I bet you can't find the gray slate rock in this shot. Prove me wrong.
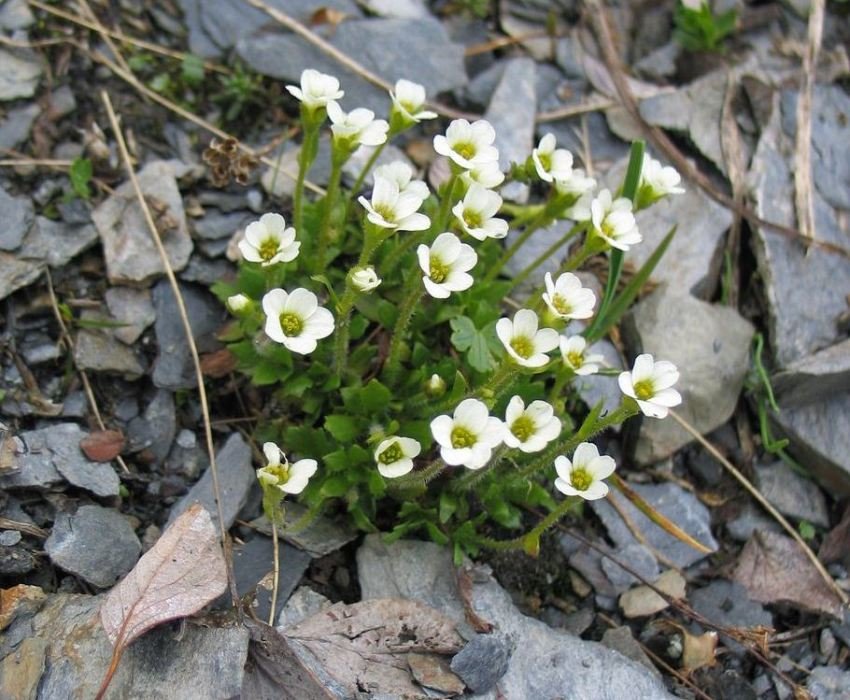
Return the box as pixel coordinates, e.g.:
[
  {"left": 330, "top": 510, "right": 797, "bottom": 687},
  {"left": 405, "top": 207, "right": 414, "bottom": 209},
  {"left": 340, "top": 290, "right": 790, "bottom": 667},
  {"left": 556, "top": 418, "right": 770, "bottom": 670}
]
[
  {"left": 18, "top": 216, "right": 98, "bottom": 267},
  {"left": 0, "top": 0, "right": 34, "bottom": 30},
  {"left": 252, "top": 502, "right": 357, "bottom": 557},
  {"left": 152, "top": 279, "right": 223, "bottom": 390},
  {"left": 451, "top": 635, "right": 514, "bottom": 693},
  {"left": 601, "top": 626, "right": 661, "bottom": 678},
  {"left": 748, "top": 98, "right": 850, "bottom": 368},
  {"left": 807, "top": 666, "right": 850, "bottom": 700},
  {"left": 237, "top": 17, "right": 467, "bottom": 115},
  {"left": 691, "top": 581, "right": 773, "bottom": 654},
  {"left": 73, "top": 313, "right": 145, "bottom": 380},
  {"left": 726, "top": 503, "right": 782, "bottom": 543},
  {"left": 179, "top": 254, "right": 235, "bottom": 286},
  {"left": 605, "top": 155, "right": 732, "bottom": 297},
  {"left": 0, "top": 185, "right": 34, "bottom": 251},
  {"left": 127, "top": 390, "right": 177, "bottom": 466},
  {"left": 0, "top": 102, "right": 40, "bottom": 151},
  {"left": 772, "top": 392, "right": 850, "bottom": 496},
  {"left": 638, "top": 69, "right": 727, "bottom": 174},
  {"left": 601, "top": 542, "right": 660, "bottom": 590},
  {"left": 192, "top": 209, "right": 252, "bottom": 240},
  {"left": 180, "top": 0, "right": 360, "bottom": 58},
  {"left": 591, "top": 482, "right": 718, "bottom": 568},
  {"left": 357, "top": 535, "right": 675, "bottom": 699},
  {"left": 483, "top": 57, "right": 536, "bottom": 203},
  {"left": 772, "top": 339, "right": 850, "bottom": 408},
  {"left": 105, "top": 286, "right": 156, "bottom": 345},
  {"left": 623, "top": 285, "right": 754, "bottom": 464},
  {"left": 276, "top": 585, "right": 332, "bottom": 629},
  {"left": 574, "top": 336, "right": 624, "bottom": 418},
  {"left": 0, "top": 252, "right": 41, "bottom": 300},
  {"left": 167, "top": 433, "right": 255, "bottom": 531},
  {"left": 92, "top": 160, "right": 193, "bottom": 285},
  {"left": 0, "top": 47, "right": 42, "bottom": 101},
  {"left": 0, "top": 423, "right": 116, "bottom": 493},
  {"left": 754, "top": 461, "right": 829, "bottom": 528},
  {"left": 45, "top": 505, "right": 141, "bottom": 588},
  {"left": 3, "top": 592, "right": 249, "bottom": 699}
]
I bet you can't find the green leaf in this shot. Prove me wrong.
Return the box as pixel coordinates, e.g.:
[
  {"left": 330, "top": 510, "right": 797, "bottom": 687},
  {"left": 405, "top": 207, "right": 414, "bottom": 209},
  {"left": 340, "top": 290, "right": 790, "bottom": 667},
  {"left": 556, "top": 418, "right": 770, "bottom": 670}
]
[
  {"left": 251, "top": 362, "right": 286, "bottom": 386},
  {"left": 450, "top": 316, "right": 494, "bottom": 373},
  {"left": 585, "top": 225, "right": 677, "bottom": 343},
  {"left": 359, "top": 379, "right": 392, "bottom": 413},
  {"left": 439, "top": 492, "right": 458, "bottom": 523},
  {"left": 324, "top": 414, "right": 360, "bottom": 442},
  {"left": 69, "top": 157, "right": 93, "bottom": 200},
  {"left": 181, "top": 53, "right": 205, "bottom": 86},
  {"left": 320, "top": 475, "right": 350, "bottom": 498},
  {"left": 449, "top": 316, "right": 476, "bottom": 351}
]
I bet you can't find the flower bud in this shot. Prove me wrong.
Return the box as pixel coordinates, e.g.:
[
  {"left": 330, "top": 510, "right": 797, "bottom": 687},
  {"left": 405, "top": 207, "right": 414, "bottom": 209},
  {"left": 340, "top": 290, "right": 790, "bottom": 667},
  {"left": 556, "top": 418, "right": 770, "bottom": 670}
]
[
  {"left": 227, "top": 293, "right": 253, "bottom": 316},
  {"left": 351, "top": 266, "right": 381, "bottom": 292},
  {"left": 424, "top": 373, "right": 447, "bottom": 398}
]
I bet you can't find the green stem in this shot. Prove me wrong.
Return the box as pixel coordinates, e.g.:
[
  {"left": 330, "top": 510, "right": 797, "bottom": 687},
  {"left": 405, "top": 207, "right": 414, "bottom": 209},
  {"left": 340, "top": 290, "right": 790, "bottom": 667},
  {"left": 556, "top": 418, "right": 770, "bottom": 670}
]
[
  {"left": 315, "top": 153, "right": 345, "bottom": 273},
  {"left": 518, "top": 401, "right": 638, "bottom": 480},
  {"left": 435, "top": 174, "right": 461, "bottom": 233},
  {"left": 452, "top": 445, "right": 508, "bottom": 492},
  {"left": 293, "top": 122, "right": 320, "bottom": 237},
  {"left": 384, "top": 272, "right": 423, "bottom": 385},
  {"left": 381, "top": 230, "right": 429, "bottom": 275},
  {"left": 507, "top": 222, "right": 584, "bottom": 293},
  {"left": 484, "top": 209, "right": 549, "bottom": 284},
  {"left": 476, "top": 495, "right": 579, "bottom": 552},
  {"left": 350, "top": 143, "right": 386, "bottom": 204},
  {"left": 390, "top": 458, "right": 446, "bottom": 492}
]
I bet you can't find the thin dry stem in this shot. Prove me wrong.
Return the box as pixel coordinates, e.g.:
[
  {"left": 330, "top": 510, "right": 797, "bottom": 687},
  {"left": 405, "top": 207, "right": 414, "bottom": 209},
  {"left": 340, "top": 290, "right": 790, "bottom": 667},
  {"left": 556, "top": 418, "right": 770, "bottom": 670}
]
[
  {"left": 44, "top": 269, "right": 130, "bottom": 474},
  {"left": 669, "top": 409, "right": 848, "bottom": 607},
  {"left": 101, "top": 91, "right": 239, "bottom": 608},
  {"left": 269, "top": 519, "right": 280, "bottom": 627}
]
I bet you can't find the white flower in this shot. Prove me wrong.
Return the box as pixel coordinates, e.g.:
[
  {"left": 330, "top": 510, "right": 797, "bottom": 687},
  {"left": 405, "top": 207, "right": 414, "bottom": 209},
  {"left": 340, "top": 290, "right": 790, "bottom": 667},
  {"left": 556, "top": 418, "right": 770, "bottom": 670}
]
[
  {"left": 555, "top": 168, "right": 596, "bottom": 200},
  {"left": 226, "top": 293, "right": 251, "bottom": 314},
  {"left": 430, "top": 398, "right": 503, "bottom": 470},
  {"left": 496, "top": 309, "right": 559, "bottom": 369},
  {"left": 637, "top": 154, "right": 685, "bottom": 206},
  {"left": 373, "top": 161, "right": 430, "bottom": 201},
  {"left": 461, "top": 159, "right": 505, "bottom": 189},
  {"left": 532, "top": 134, "right": 574, "bottom": 182},
  {"left": 351, "top": 266, "right": 381, "bottom": 292},
  {"left": 452, "top": 184, "right": 508, "bottom": 241},
  {"left": 542, "top": 272, "right": 596, "bottom": 320},
  {"left": 326, "top": 101, "right": 388, "bottom": 148},
  {"left": 433, "top": 119, "right": 499, "bottom": 170},
  {"left": 256, "top": 442, "right": 318, "bottom": 495},
  {"left": 358, "top": 176, "right": 430, "bottom": 231},
  {"left": 559, "top": 335, "right": 604, "bottom": 376},
  {"left": 590, "top": 189, "right": 641, "bottom": 251},
  {"left": 681, "top": 0, "right": 704, "bottom": 11},
  {"left": 618, "top": 353, "right": 682, "bottom": 418},
  {"left": 238, "top": 213, "right": 300, "bottom": 266},
  {"left": 285, "top": 69, "right": 343, "bottom": 110},
  {"left": 374, "top": 436, "right": 422, "bottom": 478},
  {"left": 554, "top": 442, "right": 616, "bottom": 500},
  {"left": 417, "top": 232, "right": 477, "bottom": 299},
  {"left": 390, "top": 79, "right": 438, "bottom": 123},
  {"left": 262, "top": 288, "right": 335, "bottom": 355},
  {"left": 502, "top": 396, "right": 562, "bottom": 453}
]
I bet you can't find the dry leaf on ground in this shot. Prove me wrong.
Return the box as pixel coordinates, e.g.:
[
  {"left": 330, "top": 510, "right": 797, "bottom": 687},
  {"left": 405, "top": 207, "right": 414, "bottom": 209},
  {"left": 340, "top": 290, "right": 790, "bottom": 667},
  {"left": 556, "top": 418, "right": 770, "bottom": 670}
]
[
  {"left": 819, "top": 504, "right": 850, "bottom": 569},
  {"left": 282, "top": 598, "right": 465, "bottom": 697},
  {"left": 79, "top": 429, "right": 126, "bottom": 462},
  {"left": 100, "top": 503, "right": 227, "bottom": 647},
  {"left": 732, "top": 530, "right": 844, "bottom": 619}
]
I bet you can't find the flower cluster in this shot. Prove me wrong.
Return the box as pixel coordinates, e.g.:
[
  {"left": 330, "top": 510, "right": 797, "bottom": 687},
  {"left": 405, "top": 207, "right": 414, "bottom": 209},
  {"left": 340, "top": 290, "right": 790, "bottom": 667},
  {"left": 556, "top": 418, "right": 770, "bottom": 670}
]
[{"left": 219, "top": 67, "right": 691, "bottom": 555}]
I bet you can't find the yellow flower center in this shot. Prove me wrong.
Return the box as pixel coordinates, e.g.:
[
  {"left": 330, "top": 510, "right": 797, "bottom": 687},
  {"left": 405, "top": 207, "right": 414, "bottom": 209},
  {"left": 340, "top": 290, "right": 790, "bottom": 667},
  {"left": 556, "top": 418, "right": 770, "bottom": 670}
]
[
  {"left": 566, "top": 351, "right": 584, "bottom": 369},
  {"left": 451, "top": 426, "right": 476, "bottom": 448},
  {"left": 429, "top": 256, "right": 449, "bottom": 284},
  {"left": 510, "top": 415, "right": 536, "bottom": 442},
  {"left": 378, "top": 442, "right": 403, "bottom": 465},
  {"left": 510, "top": 336, "right": 534, "bottom": 359},
  {"left": 454, "top": 142, "right": 476, "bottom": 160},
  {"left": 400, "top": 100, "right": 417, "bottom": 115},
  {"left": 462, "top": 209, "right": 483, "bottom": 229},
  {"left": 259, "top": 236, "right": 280, "bottom": 262},
  {"left": 265, "top": 462, "right": 290, "bottom": 485},
  {"left": 552, "top": 293, "right": 572, "bottom": 316},
  {"left": 537, "top": 151, "right": 552, "bottom": 171},
  {"left": 570, "top": 466, "right": 593, "bottom": 491},
  {"left": 373, "top": 203, "right": 396, "bottom": 223},
  {"left": 279, "top": 312, "right": 303, "bottom": 337},
  {"left": 633, "top": 379, "right": 655, "bottom": 401}
]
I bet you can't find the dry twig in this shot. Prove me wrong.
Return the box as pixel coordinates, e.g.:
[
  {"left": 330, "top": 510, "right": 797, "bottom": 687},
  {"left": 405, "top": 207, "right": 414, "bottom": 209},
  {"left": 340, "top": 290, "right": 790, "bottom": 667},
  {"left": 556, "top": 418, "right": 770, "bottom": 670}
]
[{"left": 101, "top": 91, "right": 239, "bottom": 608}]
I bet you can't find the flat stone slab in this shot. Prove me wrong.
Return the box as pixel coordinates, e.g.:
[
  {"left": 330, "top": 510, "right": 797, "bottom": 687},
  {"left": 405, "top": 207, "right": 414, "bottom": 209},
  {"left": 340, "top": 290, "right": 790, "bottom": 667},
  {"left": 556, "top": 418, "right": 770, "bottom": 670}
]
[
  {"left": 92, "top": 160, "right": 193, "bottom": 285},
  {"left": 772, "top": 338, "right": 850, "bottom": 408}
]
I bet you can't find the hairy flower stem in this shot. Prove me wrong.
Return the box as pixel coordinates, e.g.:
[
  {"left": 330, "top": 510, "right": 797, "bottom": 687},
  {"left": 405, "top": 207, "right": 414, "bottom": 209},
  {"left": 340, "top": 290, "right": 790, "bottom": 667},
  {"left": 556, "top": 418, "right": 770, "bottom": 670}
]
[
  {"left": 476, "top": 495, "right": 579, "bottom": 552},
  {"left": 507, "top": 222, "right": 584, "bottom": 293},
  {"left": 293, "top": 120, "right": 320, "bottom": 237},
  {"left": 381, "top": 230, "right": 429, "bottom": 273},
  {"left": 333, "top": 225, "right": 385, "bottom": 379},
  {"left": 483, "top": 209, "right": 549, "bottom": 284},
  {"left": 435, "top": 174, "right": 461, "bottom": 233},
  {"left": 315, "top": 152, "right": 346, "bottom": 273},
  {"left": 389, "top": 458, "right": 446, "bottom": 494},
  {"left": 518, "top": 401, "right": 638, "bottom": 480},
  {"left": 452, "top": 445, "right": 509, "bottom": 492},
  {"left": 384, "top": 273, "right": 423, "bottom": 385},
  {"left": 348, "top": 142, "right": 387, "bottom": 206}
]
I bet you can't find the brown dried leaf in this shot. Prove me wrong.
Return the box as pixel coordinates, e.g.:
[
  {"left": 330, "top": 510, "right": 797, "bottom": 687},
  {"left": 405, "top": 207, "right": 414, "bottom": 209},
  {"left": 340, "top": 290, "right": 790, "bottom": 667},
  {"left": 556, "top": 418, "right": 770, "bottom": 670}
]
[
  {"left": 79, "top": 429, "right": 125, "bottom": 462},
  {"left": 100, "top": 504, "right": 227, "bottom": 647},
  {"left": 200, "top": 348, "right": 238, "bottom": 378},
  {"left": 819, "top": 504, "right": 850, "bottom": 569},
  {"left": 0, "top": 430, "right": 21, "bottom": 472},
  {"left": 732, "top": 530, "right": 843, "bottom": 619},
  {"left": 283, "top": 598, "right": 464, "bottom": 697},
  {"left": 309, "top": 7, "right": 347, "bottom": 27}
]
